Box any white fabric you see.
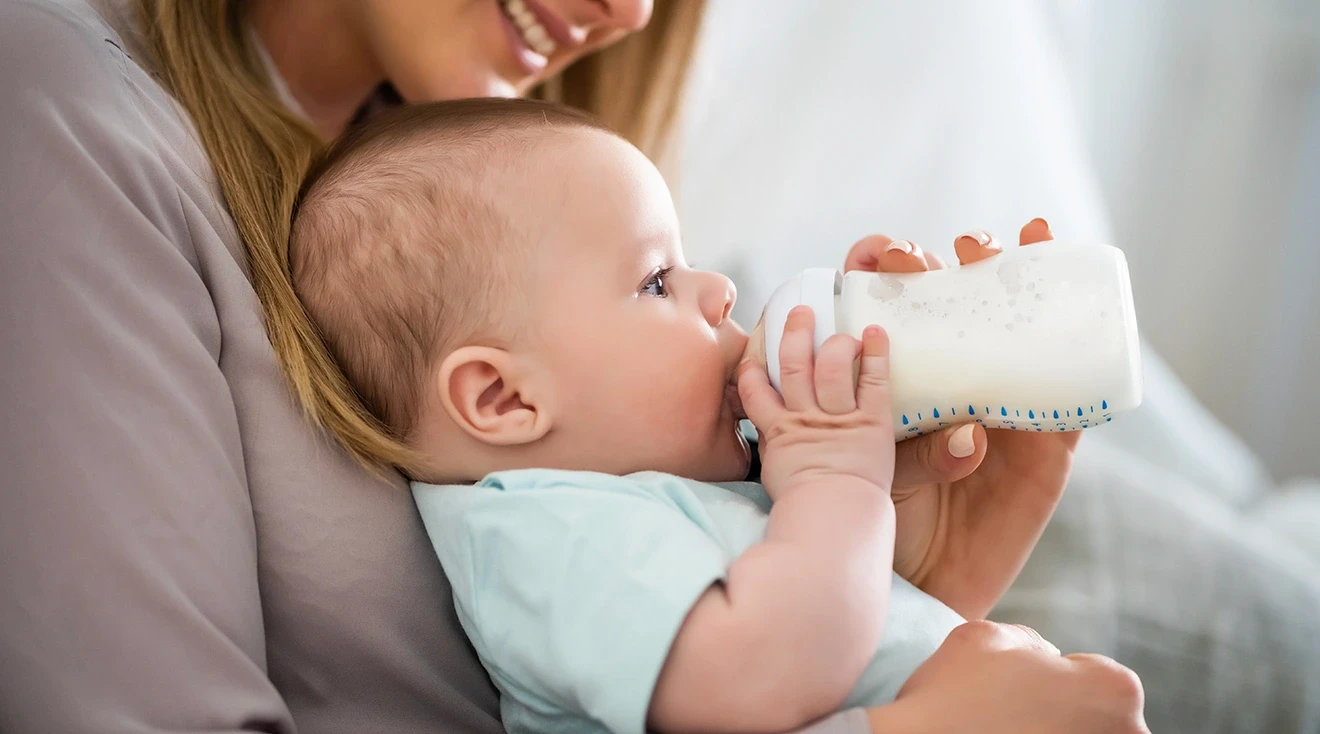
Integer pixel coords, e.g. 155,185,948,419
676,1,1320,730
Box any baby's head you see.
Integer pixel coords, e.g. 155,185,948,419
291,99,750,484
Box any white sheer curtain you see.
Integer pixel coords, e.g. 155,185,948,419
677,0,1320,483
1080,0,1320,482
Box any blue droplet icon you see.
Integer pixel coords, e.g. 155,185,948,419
902,415,909,425
1053,410,1059,419
1102,400,1108,410
1077,407,1083,416
1029,410,1035,419
933,408,940,418
1000,406,1008,416
968,405,975,415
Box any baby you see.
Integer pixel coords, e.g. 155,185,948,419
290,99,963,734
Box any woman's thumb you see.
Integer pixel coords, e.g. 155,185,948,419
893,423,985,488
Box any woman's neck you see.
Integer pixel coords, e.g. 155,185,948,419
248,0,384,139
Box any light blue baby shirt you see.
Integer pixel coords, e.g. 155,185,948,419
413,470,964,734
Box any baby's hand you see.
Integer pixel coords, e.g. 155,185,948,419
737,306,896,501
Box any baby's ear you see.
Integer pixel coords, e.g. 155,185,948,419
435,346,552,446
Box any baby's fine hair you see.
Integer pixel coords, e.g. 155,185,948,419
291,98,616,443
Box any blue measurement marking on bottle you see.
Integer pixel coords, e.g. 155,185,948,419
1077,407,1083,416
933,408,940,418
918,413,922,420
1000,406,1007,416
968,405,975,415
1029,410,1035,419
1053,410,1059,419
1067,410,1071,417
1106,417,1112,422
951,407,956,415
902,415,909,425
1016,410,1020,416
1102,400,1108,410
1090,405,1095,413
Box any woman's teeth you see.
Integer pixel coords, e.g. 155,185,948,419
500,0,558,57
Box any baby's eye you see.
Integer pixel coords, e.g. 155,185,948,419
640,267,673,297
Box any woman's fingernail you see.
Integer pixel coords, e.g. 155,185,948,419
948,424,977,458
956,229,995,248
1028,217,1050,231
885,239,914,255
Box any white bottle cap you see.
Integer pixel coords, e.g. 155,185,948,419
762,268,842,392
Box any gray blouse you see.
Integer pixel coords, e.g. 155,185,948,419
0,1,870,732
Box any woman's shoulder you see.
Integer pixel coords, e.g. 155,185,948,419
0,1,130,85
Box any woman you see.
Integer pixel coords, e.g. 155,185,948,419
0,0,1146,732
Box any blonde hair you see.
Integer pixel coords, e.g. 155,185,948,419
134,1,707,471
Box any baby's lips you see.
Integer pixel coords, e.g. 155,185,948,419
725,383,747,421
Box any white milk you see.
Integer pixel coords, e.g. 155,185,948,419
752,244,1143,440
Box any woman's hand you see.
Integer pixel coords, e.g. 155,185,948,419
842,219,1078,620
866,621,1149,733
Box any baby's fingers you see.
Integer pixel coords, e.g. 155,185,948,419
737,359,784,428
778,306,818,411
856,326,893,418
814,333,862,414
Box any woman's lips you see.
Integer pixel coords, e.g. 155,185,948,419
519,0,585,50
495,0,549,77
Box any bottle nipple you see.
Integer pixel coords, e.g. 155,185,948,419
743,316,769,374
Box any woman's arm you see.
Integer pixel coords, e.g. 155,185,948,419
0,4,289,731
840,225,1077,620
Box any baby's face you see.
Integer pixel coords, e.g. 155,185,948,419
513,128,750,481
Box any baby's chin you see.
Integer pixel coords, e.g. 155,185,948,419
685,421,752,483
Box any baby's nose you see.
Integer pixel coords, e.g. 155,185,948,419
700,272,737,327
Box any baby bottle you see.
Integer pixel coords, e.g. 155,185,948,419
745,243,1143,439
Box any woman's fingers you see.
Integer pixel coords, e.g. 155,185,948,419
1006,624,1062,656
777,306,817,411
843,234,896,273
814,333,861,414
1019,217,1053,246
953,229,1003,265
923,249,948,270
892,423,986,488
856,326,893,417
877,239,931,274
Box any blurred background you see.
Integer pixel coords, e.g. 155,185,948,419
672,1,1320,731
679,0,1320,482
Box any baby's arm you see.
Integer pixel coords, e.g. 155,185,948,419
649,312,898,733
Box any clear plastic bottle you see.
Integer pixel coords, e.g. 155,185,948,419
746,244,1143,439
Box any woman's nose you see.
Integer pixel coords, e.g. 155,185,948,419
598,0,653,32
698,272,737,327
